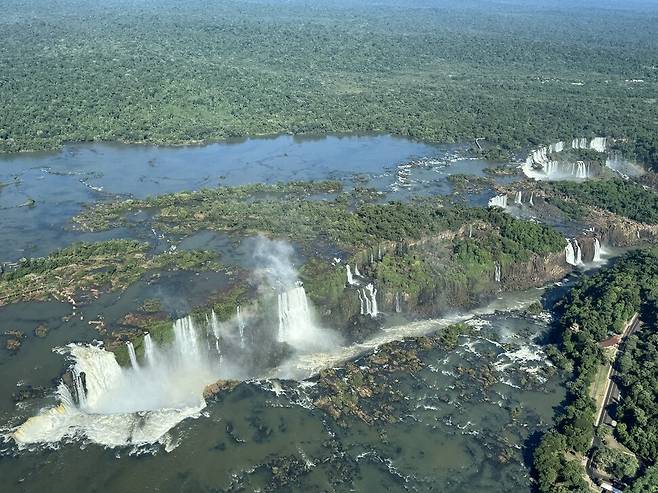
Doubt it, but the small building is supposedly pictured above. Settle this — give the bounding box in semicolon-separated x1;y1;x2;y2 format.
600;334;621;349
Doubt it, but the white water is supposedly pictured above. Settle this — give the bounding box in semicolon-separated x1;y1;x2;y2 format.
360;283;379;318
514;191;522;205
565;239;584;267
395;292;401;313
592;238;609;263
488;194;508;209
126;341;139;370
494;263;501;284
144;333;157;366
522;136;608;181
574;239;583;265
274;285;545;379
354;264;361;277
565;241;576;266
14;316;220;448
346;264;358;286
237;305;246;348
529;192;534;206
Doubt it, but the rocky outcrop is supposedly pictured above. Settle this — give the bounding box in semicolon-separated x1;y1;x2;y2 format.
502;251;570;288
591;211;658;247
203;379;239;400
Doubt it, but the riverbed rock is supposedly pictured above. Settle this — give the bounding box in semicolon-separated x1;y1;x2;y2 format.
34;324;49;338
203;379;239;400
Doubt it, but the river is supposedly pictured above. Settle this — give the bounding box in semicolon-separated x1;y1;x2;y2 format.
0;135;568;492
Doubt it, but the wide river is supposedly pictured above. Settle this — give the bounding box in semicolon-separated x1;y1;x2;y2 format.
0;135;566;492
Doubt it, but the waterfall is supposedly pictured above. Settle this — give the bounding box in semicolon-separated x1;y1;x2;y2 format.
237;305;246;348
522;137;608;181
574;239;583;265
529;192;534;206
565;241;577;266
469;224;473;238
488;194;508;209
354;264;361;277
593;238;601;262
360;283;378;318
277;284;313;344
514;191;522;205
144;333;157;366
395;292;401;313
494;263;501;283
378;245;382;260
126;341;139;370
590;137;607;153
565;239;584;266
346;265;357;286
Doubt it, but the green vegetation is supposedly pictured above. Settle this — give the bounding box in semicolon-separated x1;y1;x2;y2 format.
74;181;568;322
0;240;221;305
545;178;658;224
0;0;656;154
75;182;565;258
593;447;639;481
533;248;658;492
616;292;658;464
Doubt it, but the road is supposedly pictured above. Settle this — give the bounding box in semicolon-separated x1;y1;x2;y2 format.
585;313;640;489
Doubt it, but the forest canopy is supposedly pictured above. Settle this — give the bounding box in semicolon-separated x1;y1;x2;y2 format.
0;0;656;153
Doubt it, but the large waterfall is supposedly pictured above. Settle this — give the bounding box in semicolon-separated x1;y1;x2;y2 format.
514;191;522;205
277;284;314;346
14;315;222;447
522;136;608;180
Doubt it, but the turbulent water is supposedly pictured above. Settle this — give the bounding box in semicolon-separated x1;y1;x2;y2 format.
1;292;564;492
0;135;578;492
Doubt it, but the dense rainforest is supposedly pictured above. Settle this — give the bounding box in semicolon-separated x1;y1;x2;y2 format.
534;249;658;492
1;0;657;154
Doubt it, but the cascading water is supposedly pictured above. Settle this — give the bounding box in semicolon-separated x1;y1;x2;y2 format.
237;305;246;348
494;263;501;284
564;239;583;267
574;239;583;265
488;194;508;209
346;265;358;286
354;264;361;277
144;333;157;366
522;137;608;180
395;292;401;313
514;191;522;205
589;137;607;153
593;238;602;262
14;315;222;447
529;192;534;206
126;341;139;370
277;284;313;345
565;241;577;266
360;283;379;318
